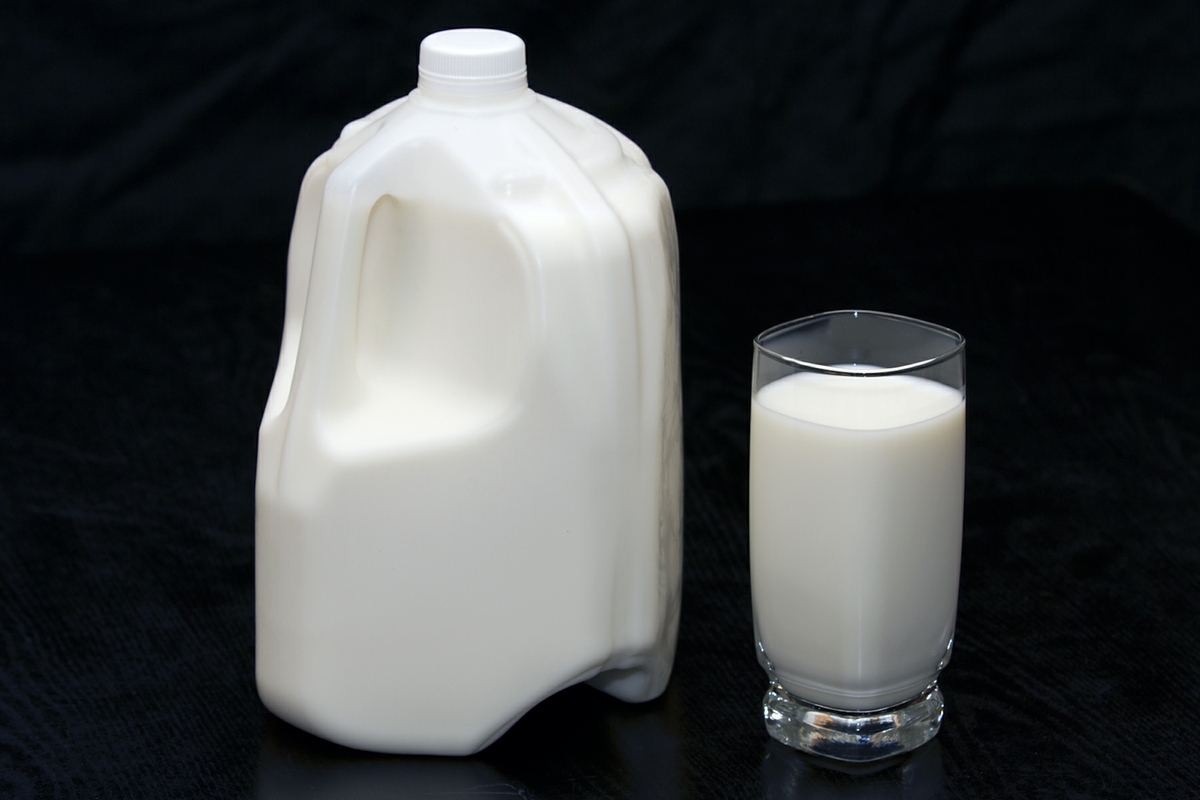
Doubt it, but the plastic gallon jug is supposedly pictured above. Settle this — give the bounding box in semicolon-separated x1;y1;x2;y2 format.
255;29;682;755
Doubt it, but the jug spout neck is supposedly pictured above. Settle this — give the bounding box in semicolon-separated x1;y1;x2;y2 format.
410;86;536;112
416;74;530;98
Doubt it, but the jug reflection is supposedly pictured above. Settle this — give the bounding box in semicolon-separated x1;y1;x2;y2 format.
762;738;944;799
258;747;514;799
257;683;686;799
257;715;512;799
596;681;686;800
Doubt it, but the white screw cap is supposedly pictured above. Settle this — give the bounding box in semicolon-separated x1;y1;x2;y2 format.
418;29;528;96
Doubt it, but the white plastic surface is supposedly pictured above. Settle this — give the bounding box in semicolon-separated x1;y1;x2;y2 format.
256;30;682;756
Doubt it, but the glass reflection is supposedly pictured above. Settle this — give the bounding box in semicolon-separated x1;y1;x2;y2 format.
761;738;944;799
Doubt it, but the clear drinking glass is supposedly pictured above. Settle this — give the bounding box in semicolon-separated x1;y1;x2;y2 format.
750;310;966;762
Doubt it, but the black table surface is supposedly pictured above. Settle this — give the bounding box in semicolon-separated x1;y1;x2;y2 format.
3;184;1198;798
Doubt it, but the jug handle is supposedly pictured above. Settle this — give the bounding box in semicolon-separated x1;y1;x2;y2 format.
285;168;390;429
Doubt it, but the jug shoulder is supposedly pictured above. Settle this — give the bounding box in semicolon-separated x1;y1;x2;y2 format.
306;90;663;216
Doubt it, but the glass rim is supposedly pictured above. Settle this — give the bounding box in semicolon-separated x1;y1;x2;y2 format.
753;309;965;377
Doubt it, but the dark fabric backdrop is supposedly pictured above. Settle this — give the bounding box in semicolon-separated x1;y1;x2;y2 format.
4;0;1200;792
3;185;1199;797
4;0;1200;254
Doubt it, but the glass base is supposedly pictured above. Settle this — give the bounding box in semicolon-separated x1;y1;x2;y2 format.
762;680;943;762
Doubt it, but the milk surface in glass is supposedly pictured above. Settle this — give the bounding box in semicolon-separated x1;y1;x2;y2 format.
750;370;965;711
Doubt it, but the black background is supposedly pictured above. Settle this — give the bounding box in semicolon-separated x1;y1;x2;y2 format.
3;1;1200;797
4;0;1200;253
4;186;1200;797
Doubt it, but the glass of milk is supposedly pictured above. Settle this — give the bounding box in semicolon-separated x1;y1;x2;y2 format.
750;310;965;762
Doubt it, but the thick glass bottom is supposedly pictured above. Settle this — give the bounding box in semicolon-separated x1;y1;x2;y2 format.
762;680;943;762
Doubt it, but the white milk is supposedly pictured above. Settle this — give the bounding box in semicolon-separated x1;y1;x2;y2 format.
750;371;964;711
255;30;682;755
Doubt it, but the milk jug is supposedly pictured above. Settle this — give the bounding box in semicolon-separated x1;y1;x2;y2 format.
255;29;682;755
